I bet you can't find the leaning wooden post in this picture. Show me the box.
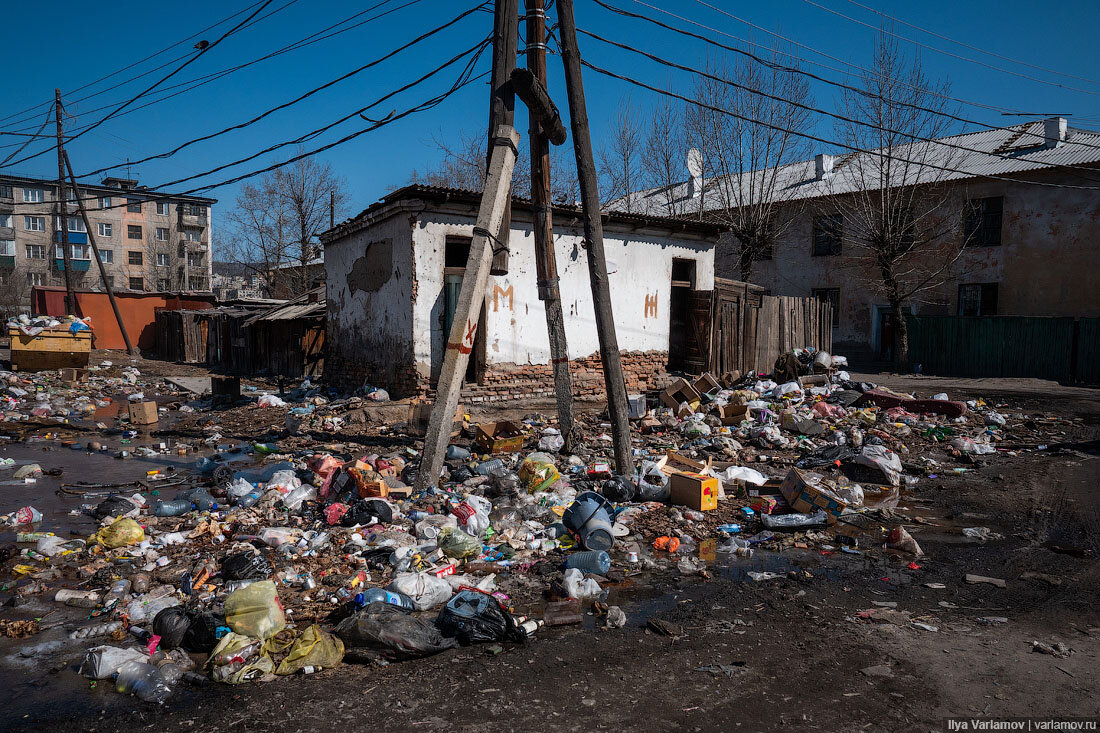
[518,0,576,448]
[414,126,521,492]
[556,0,634,476]
[63,151,135,354]
[487,0,518,276]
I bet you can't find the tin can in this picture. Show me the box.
[626,551,639,563]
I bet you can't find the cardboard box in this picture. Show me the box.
[717,403,750,426]
[659,378,701,410]
[692,372,721,396]
[668,471,719,511]
[474,421,525,454]
[128,401,159,425]
[658,450,712,477]
[779,468,847,519]
[60,368,89,385]
[718,370,742,388]
[407,400,465,438]
[749,496,780,514]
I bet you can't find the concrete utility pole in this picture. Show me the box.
[521,0,577,448]
[63,151,134,355]
[54,89,75,315]
[487,0,517,276]
[413,126,522,493]
[556,0,634,476]
[329,190,335,230]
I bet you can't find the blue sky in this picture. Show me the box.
[1,0,1097,249]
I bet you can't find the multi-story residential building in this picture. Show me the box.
[0,174,215,309]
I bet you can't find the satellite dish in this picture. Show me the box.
[686,148,704,180]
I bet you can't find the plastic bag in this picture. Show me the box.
[950,437,996,455]
[79,645,147,679]
[853,445,903,486]
[634,460,670,502]
[92,496,136,519]
[153,607,192,650]
[341,498,394,527]
[266,469,301,493]
[207,632,274,684]
[435,590,526,645]
[562,568,602,600]
[388,572,453,611]
[221,551,274,581]
[780,409,825,436]
[275,624,344,674]
[519,452,560,493]
[601,475,635,502]
[335,602,457,660]
[537,433,565,452]
[91,517,145,548]
[225,580,286,639]
[257,394,286,407]
[115,659,172,703]
[714,465,768,487]
[437,525,482,559]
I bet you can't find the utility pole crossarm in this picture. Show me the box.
[510,68,568,145]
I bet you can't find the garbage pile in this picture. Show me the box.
[0,348,1041,704]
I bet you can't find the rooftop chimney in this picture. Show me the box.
[814,153,834,180]
[686,148,704,198]
[1043,117,1067,148]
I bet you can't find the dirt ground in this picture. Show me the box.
[4,370,1099,732]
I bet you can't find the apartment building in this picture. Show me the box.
[0,174,216,307]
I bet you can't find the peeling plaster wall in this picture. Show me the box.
[719,169,1100,350]
[412,212,714,378]
[324,212,415,389]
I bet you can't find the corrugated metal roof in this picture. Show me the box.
[617,120,1100,217]
[242,287,325,326]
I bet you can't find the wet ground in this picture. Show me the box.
[0,372,1098,731]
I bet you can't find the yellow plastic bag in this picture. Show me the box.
[275,624,344,675]
[91,517,145,548]
[519,453,560,493]
[225,580,286,639]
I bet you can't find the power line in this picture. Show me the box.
[0,104,54,167]
[80,1,488,178]
[802,0,1100,96]
[591,0,1100,154]
[840,0,1100,87]
[579,59,1100,191]
[578,27,1100,184]
[0,0,286,131]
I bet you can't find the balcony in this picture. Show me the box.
[0,256,13,269]
[182,239,208,252]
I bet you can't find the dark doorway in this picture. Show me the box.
[879,309,895,361]
[668,258,697,372]
[442,236,482,384]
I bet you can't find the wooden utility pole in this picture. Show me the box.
[54,89,75,315]
[556,0,634,476]
[329,190,335,230]
[414,126,521,492]
[63,151,134,355]
[523,0,576,447]
[487,0,517,276]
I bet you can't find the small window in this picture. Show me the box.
[126,198,142,213]
[156,252,170,267]
[0,239,13,256]
[25,244,46,259]
[128,251,143,266]
[958,283,998,316]
[71,244,90,260]
[127,224,142,240]
[99,196,112,209]
[24,216,45,232]
[964,196,1003,247]
[0,214,11,228]
[156,227,170,241]
[67,216,85,233]
[181,227,202,242]
[184,203,206,217]
[98,223,112,237]
[23,188,43,203]
[99,249,113,264]
[27,272,44,286]
[444,236,471,270]
[128,276,144,290]
[0,185,12,198]
[156,202,170,216]
[811,288,841,327]
[158,278,171,290]
[671,258,696,288]
[188,277,208,290]
[812,214,843,256]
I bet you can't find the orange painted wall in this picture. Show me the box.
[31,286,216,350]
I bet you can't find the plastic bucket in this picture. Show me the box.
[562,491,614,552]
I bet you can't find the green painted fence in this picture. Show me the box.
[906,316,1100,383]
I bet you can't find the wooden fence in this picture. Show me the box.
[690,278,833,376]
[906,315,1100,383]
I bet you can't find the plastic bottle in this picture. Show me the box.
[564,550,611,575]
[104,578,132,606]
[115,660,172,704]
[131,572,151,594]
[154,500,193,517]
[355,587,415,611]
[445,445,471,461]
[234,489,264,508]
[69,620,123,639]
[474,458,504,476]
[55,589,102,608]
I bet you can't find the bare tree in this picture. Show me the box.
[0,266,32,322]
[641,98,690,217]
[831,29,961,369]
[598,98,645,211]
[225,150,349,298]
[686,50,813,280]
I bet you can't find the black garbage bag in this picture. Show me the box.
[448,465,473,483]
[221,551,274,581]
[601,475,636,502]
[329,470,356,504]
[341,498,394,527]
[795,444,858,470]
[335,602,456,661]
[182,610,224,653]
[92,496,135,519]
[436,590,526,645]
[358,546,397,570]
[399,462,420,487]
[152,607,191,650]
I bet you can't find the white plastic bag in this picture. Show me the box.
[854,445,903,486]
[79,645,148,679]
[563,568,602,600]
[389,572,453,611]
[257,394,286,408]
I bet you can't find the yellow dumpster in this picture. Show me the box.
[9,326,92,371]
